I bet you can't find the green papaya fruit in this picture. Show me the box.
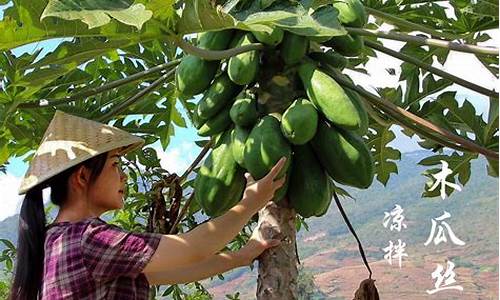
[332,0,367,28]
[197,73,242,120]
[309,50,347,70]
[197,30,234,50]
[289,143,332,218]
[280,32,309,65]
[194,130,246,217]
[310,118,374,189]
[228,33,260,85]
[244,115,292,201]
[229,92,259,128]
[315,179,333,217]
[309,35,332,43]
[231,125,250,168]
[324,34,364,57]
[252,27,284,46]
[280,98,318,145]
[298,62,362,131]
[192,106,206,129]
[344,88,369,136]
[176,30,234,96]
[176,57,219,97]
[197,105,232,137]
[273,158,293,202]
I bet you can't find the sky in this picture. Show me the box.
[0,11,498,221]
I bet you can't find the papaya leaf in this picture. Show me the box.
[138,0,176,23]
[399,3,451,31]
[435,92,487,143]
[41,0,153,30]
[453,0,499,22]
[487,158,499,177]
[275,6,347,36]
[36,69,93,97]
[177,0,346,37]
[484,96,499,145]
[0,239,16,251]
[409,90,490,151]
[261,0,280,10]
[0,0,165,51]
[28,38,139,69]
[376,86,404,108]
[0,142,9,166]
[418,151,477,188]
[399,44,437,103]
[176,0,243,34]
[330,180,356,202]
[366,123,401,186]
[404,74,453,110]
[195,139,211,148]
[474,53,499,78]
[170,105,186,128]
[13,65,74,89]
[421,167,459,199]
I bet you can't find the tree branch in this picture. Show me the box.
[347,27,499,55]
[324,67,499,160]
[18,59,181,109]
[174,36,265,61]
[97,67,176,122]
[365,39,498,99]
[365,7,459,40]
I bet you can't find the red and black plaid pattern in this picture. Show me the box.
[42,217,161,299]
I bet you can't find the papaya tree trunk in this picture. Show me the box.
[256,197,298,299]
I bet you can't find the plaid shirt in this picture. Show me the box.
[42,217,161,299]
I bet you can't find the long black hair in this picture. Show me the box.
[9,151,109,300]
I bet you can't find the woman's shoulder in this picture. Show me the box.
[46,216,105,231]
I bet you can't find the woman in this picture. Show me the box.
[9,111,286,300]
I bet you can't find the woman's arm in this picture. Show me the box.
[145,251,247,285]
[142,157,287,274]
[144,202,255,274]
[145,215,281,285]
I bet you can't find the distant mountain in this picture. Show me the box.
[0,215,18,248]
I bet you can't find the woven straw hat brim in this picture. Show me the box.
[18,111,144,195]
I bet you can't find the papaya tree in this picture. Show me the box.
[0,0,498,299]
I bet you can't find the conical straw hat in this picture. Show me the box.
[18,110,144,195]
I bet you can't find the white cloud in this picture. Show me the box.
[0,173,53,221]
[0,174,23,221]
[155,142,199,175]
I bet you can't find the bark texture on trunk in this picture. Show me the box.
[256,198,298,300]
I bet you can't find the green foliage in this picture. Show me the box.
[0,0,168,51]
[177,0,346,37]
[366,122,401,186]
[0,239,16,274]
[41,0,153,30]
[0,280,10,300]
[296,266,328,299]
[155,282,212,299]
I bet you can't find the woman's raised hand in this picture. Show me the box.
[241,156,287,211]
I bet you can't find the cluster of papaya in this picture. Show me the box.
[177,0,374,218]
